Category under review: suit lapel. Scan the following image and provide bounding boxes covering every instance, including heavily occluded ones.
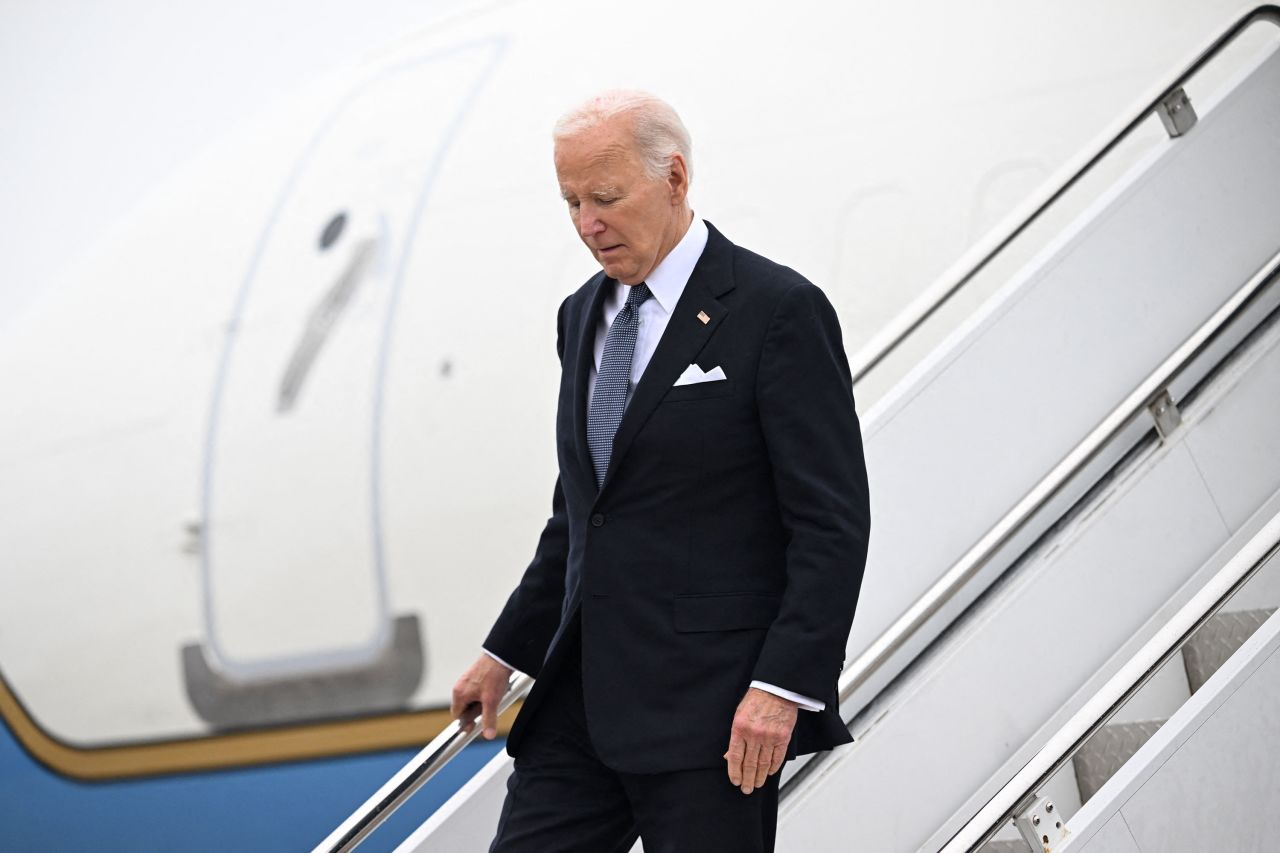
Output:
[596,222,736,497]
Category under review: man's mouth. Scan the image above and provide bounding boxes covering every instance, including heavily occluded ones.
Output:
[598,244,624,256]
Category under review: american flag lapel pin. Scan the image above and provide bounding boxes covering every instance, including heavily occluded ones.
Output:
[696,310,710,325]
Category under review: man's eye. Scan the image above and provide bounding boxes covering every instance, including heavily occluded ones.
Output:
[567,200,580,210]
[597,197,617,206]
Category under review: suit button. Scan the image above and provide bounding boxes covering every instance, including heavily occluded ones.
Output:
[590,513,605,528]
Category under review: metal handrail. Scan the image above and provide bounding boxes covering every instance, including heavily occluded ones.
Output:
[316,6,1280,849]
[820,244,1280,738]
[312,672,532,853]
[941,510,1280,852]
[843,240,1280,691]
[847,4,1280,384]
[813,0,1280,726]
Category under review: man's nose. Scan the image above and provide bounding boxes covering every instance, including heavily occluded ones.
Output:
[578,207,605,239]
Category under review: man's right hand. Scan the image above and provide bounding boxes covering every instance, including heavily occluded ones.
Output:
[451,654,514,740]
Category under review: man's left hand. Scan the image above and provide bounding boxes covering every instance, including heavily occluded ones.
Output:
[723,687,798,795]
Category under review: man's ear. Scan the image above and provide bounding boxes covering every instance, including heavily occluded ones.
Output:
[667,153,690,205]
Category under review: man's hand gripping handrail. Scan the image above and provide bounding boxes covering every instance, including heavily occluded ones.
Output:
[311,672,532,853]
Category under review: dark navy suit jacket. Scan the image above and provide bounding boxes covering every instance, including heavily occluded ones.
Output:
[485,221,871,774]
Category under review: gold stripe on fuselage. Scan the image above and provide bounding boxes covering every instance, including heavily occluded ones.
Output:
[0,669,519,781]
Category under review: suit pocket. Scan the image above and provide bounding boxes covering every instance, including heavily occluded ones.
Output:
[662,378,735,403]
[673,592,781,632]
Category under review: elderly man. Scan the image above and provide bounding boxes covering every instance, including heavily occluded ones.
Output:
[451,90,870,853]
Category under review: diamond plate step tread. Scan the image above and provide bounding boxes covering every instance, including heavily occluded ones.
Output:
[1072,719,1165,803]
[978,841,1031,853]
[1182,608,1277,693]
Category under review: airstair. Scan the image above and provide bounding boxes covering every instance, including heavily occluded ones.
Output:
[315,7,1280,852]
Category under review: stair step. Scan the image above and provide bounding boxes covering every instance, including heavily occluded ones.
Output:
[1068,608,1277,805]
[978,841,1031,853]
[1182,608,1276,693]
[1072,719,1165,803]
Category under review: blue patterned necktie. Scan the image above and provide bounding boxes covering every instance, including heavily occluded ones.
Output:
[587,282,652,488]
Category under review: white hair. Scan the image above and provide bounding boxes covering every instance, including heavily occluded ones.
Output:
[553,89,693,181]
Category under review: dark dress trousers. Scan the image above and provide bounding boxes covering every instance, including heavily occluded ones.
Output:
[485,221,871,777]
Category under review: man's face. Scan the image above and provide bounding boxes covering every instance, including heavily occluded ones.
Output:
[554,117,687,285]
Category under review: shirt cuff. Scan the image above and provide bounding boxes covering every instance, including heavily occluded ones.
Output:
[750,680,825,712]
[482,647,519,674]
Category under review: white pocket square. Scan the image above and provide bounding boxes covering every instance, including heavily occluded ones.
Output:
[673,363,727,386]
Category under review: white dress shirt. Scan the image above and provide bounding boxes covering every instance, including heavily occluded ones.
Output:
[486,217,824,713]
[586,216,709,408]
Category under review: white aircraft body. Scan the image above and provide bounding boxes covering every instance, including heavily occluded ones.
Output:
[0,1,1260,849]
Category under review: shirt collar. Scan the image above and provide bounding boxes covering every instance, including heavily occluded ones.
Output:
[625,215,708,313]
